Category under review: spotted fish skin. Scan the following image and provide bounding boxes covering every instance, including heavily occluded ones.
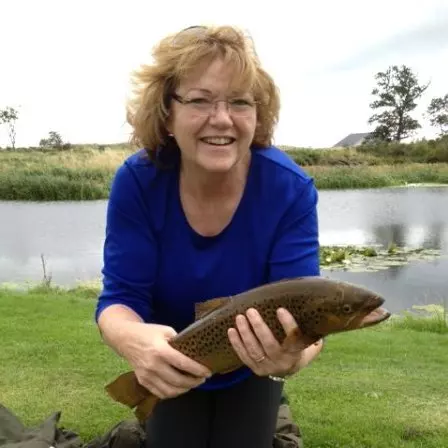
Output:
[169,276,383,374]
[105,276,390,422]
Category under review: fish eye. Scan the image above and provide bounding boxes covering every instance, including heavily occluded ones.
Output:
[342,304,352,314]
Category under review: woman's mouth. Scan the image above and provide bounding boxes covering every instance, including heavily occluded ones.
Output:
[200,137,236,146]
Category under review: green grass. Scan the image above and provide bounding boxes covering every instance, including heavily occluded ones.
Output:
[305,163,448,190]
[0,285,447,447]
[281,135,448,165]
[389,304,448,334]
[0,147,128,201]
[286,326,448,447]
[0,144,448,200]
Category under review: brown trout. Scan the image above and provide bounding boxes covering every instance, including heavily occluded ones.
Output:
[105,276,390,423]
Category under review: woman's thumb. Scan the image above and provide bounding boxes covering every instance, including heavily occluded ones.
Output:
[159,324,177,340]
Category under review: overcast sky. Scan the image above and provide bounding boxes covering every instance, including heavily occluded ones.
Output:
[1,0,447,148]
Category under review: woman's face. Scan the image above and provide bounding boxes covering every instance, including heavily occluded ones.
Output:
[166,56,258,175]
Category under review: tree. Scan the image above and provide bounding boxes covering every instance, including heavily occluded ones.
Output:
[39,131,71,150]
[427,94,448,136]
[367,65,429,142]
[39,131,63,149]
[0,106,19,149]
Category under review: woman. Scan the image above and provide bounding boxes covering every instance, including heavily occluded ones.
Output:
[95,24,323,448]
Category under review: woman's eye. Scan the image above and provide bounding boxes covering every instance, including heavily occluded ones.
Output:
[230,99,252,106]
[188,97,210,104]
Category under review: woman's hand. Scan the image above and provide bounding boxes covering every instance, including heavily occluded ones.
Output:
[122,322,213,400]
[227,307,322,378]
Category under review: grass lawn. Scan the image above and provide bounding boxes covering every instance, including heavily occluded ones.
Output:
[0,286,447,447]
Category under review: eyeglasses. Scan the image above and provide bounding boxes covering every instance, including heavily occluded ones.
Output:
[171,93,257,117]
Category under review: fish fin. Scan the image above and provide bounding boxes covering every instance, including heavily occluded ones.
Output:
[281,327,301,351]
[195,297,231,320]
[105,371,149,408]
[281,328,318,351]
[217,364,241,375]
[214,352,244,375]
[216,359,243,375]
[134,394,160,424]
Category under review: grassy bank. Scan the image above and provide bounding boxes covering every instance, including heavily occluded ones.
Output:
[282,135,448,166]
[0,286,447,447]
[0,144,448,201]
[307,163,448,189]
[0,147,129,201]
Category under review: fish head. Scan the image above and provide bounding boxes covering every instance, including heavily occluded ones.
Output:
[297,281,391,338]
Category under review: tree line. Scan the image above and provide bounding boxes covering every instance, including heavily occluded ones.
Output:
[1,64,447,150]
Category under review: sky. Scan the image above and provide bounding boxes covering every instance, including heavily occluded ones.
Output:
[1,0,447,149]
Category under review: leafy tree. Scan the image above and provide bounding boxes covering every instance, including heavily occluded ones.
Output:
[0,106,19,149]
[39,131,64,149]
[427,94,448,136]
[367,65,429,142]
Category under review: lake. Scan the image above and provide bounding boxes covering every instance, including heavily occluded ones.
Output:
[1,186,447,314]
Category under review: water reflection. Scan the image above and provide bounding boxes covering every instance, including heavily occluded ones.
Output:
[319,223,448,252]
[0,186,447,312]
[370,222,447,250]
[317,187,448,253]
[0,200,105,285]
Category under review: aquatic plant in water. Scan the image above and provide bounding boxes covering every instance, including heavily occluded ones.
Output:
[319,245,443,272]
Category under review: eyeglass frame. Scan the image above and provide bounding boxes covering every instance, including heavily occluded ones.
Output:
[170,92,258,117]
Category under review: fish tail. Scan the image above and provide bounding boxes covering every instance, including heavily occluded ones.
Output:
[134,394,160,424]
[105,371,149,408]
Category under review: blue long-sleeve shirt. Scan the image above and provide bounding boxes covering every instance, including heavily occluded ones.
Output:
[96,145,320,390]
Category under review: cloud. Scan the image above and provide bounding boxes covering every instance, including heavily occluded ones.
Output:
[326,9,448,72]
[1,0,447,148]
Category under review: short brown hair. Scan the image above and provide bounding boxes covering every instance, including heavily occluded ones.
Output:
[126,25,281,161]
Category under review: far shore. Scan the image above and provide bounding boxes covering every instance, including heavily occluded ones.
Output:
[0,144,447,201]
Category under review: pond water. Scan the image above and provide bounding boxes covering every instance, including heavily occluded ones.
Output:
[1,186,447,314]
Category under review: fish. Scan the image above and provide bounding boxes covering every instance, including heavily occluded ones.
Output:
[104,276,391,423]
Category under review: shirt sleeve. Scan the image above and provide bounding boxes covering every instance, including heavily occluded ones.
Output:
[267,177,320,282]
[95,162,157,323]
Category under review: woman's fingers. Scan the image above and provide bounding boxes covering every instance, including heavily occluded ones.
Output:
[137,362,207,400]
[158,362,208,389]
[234,313,267,361]
[228,326,256,367]
[228,307,309,377]
[148,376,191,399]
[161,343,212,379]
[244,308,282,359]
